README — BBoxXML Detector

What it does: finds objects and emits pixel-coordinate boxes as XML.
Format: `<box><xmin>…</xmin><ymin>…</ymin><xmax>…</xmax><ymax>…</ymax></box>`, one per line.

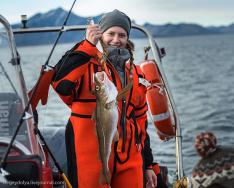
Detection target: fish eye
<box><xmin>95</xmin><ymin>85</ymin><xmax>100</xmax><ymax>91</ymax></box>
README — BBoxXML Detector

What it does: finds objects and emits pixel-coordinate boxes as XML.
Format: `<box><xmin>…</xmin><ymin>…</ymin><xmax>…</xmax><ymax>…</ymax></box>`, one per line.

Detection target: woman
<box><xmin>52</xmin><ymin>9</ymin><xmax>157</xmax><ymax>188</ymax></box>
<box><xmin>191</xmin><ymin>132</ymin><xmax>234</xmax><ymax>188</ymax></box>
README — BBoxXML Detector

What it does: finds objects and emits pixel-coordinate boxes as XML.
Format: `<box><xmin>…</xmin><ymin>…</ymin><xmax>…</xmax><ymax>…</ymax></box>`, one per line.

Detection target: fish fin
<box><xmin>99</xmin><ymin>169</ymin><xmax>111</xmax><ymax>185</ymax></box>
<box><xmin>117</xmin><ymin>137</ymin><xmax>123</xmax><ymax>153</ymax></box>
<box><xmin>113</xmin><ymin>130</ymin><xmax>119</xmax><ymax>142</ymax></box>
<box><xmin>91</xmin><ymin>109</ymin><xmax>96</xmax><ymax>121</ymax></box>
<box><xmin>97</xmin><ymin>151</ymin><xmax>101</xmax><ymax>160</ymax></box>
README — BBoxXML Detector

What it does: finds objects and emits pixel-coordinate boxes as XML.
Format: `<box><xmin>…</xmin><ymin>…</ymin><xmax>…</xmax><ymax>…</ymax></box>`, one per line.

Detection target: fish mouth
<box><xmin>95</xmin><ymin>71</ymin><xmax>106</xmax><ymax>83</ymax></box>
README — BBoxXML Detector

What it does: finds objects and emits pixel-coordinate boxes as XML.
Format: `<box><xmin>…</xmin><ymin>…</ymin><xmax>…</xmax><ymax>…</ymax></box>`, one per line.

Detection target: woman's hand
<box><xmin>86</xmin><ymin>24</ymin><xmax>102</xmax><ymax>46</ymax></box>
<box><xmin>146</xmin><ymin>169</ymin><xmax>157</xmax><ymax>188</ymax></box>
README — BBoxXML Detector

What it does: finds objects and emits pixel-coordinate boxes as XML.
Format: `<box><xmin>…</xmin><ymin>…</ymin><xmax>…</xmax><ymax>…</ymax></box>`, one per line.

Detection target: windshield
<box><xmin>0</xmin><ymin>15</ymin><xmax>39</xmax><ymax>157</ymax></box>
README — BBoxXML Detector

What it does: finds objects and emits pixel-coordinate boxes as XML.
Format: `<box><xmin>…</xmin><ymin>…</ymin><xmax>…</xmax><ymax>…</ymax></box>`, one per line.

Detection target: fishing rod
<box><xmin>45</xmin><ymin>0</ymin><xmax>76</xmax><ymax>67</ymax></box>
<box><xmin>0</xmin><ymin>1</ymin><xmax>77</xmax><ymax>187</ymax></box>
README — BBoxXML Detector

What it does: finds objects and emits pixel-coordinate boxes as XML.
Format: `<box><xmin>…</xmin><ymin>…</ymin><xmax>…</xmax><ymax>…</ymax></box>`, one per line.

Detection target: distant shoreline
<box><xmin>14</xmin><ymin>33</ymin><xmax>234</xmax><ymax>47</ymax></box>
<box><xmin>12</xmin><ymin>7</ymin><xmax>234</xmax><ymax>46</ymax></box>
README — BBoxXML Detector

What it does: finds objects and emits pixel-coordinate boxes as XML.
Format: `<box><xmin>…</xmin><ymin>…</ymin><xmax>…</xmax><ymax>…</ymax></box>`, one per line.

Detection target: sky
<box><xmin>1</xmin><ymin>0</ymin><xmax>234</xmax><ymax>26</ymax></box>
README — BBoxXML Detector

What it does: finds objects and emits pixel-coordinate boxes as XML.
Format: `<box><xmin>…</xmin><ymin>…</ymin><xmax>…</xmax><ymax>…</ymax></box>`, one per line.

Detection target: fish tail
<box><xmin>99</xmin><ymin>169</ymin><xmax>111</xmax><ymax>185</ymax></box>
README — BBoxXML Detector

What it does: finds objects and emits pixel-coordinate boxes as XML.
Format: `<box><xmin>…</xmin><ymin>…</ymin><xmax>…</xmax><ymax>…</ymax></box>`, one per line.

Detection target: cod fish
<box><xmin>92</xmin><ymin>71</ymin><xmax>119</xmax><ymax>185</ymax></box>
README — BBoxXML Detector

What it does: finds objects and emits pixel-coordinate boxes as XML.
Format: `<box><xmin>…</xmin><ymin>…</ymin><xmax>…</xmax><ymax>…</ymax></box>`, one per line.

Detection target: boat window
<box><xmin>0</xmin><ymin>20</ymin><xmax>35</xmax><ymax>156</ymax></box>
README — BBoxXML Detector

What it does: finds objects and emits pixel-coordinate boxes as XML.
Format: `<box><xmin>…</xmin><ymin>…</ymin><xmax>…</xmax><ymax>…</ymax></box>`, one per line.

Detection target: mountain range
<box><xmin>12</xmin><ymin>7</ymin><xmax>234</xmax><ymax>46</ymax></box>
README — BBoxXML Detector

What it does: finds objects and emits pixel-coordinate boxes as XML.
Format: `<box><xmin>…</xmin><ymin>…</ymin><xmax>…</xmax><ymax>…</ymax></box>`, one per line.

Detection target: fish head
<box><xmin>93</xmin><ymin>71</ymin><xmax>118</xmax><ymax>104</ymax></box>
<box><xmin>93</xmin><ymin>71</ymin><xmax>105</xmax><ymax>95</ymax></box>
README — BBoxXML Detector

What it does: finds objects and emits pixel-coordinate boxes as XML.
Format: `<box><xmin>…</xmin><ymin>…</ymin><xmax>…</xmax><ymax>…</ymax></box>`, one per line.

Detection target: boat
<box><xmin>0</xmin><ymin>11</ymin><xmax>187</xmax><ymax>187</ymax></box>
<box><xmin>0</xmin><ymin>14</ymin><xmax>70</xmax><ymax>188</ymax></box>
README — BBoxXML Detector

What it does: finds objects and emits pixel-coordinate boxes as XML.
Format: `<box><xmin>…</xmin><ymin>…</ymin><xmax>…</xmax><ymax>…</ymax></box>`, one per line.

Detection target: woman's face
<box><xmin>102</xmin><ymin>26</ymin><xmax>128</xmax><ymax>48</ymax></box>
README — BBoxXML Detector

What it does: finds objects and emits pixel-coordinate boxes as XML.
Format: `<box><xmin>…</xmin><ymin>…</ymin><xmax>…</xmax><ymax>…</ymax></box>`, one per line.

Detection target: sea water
<box><xmin>18</xmin><ymin>34</ymin><xmax>234</xmax><ymax>179</ymax></box>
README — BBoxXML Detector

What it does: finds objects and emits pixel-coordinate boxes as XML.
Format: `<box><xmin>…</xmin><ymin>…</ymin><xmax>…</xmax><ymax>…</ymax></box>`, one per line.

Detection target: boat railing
<box><xmin>12</xmin><ymin>23</ymin><xmax>185</xmax><ymax>179</ymax></box>
<box><xmin>0</xmin><ymin>138</ymin><xmax>31</xmax><ymax>155</ymax></box>
<box><xmin>0</xmin><ymin>14</ymin><xmax>41</xmax><ymax>156</ymax></box>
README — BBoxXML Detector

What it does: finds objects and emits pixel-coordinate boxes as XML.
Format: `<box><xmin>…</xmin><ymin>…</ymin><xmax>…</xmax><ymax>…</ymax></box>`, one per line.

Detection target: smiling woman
<box><xmin>101</xmin><ymin>26</ymin><xmax>128</xmax><ymax>48</ymax></box>
<box><xmin>50</xmin><ymin>9</ymin><xmax>160</xmax><ymax>188</ymax></box>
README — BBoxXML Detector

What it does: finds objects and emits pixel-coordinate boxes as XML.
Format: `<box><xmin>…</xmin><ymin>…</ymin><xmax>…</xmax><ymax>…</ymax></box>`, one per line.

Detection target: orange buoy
<box><xmin>140</xmin><ymin>60</ymin><xmax>175</xmax><ymax>140</ymax></box>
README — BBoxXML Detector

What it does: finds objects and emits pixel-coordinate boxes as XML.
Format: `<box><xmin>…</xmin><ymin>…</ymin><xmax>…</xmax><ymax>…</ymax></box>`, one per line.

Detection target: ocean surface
<box><xmin>17</xmin><ymin>34</ymin><xmax>234</xmax><ymax>180</ymax></box>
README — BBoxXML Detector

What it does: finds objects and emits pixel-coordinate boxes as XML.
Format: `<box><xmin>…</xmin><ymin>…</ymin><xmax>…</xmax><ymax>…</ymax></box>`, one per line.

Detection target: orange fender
<box><xmin>140</xmin><ymin>60</ymin><xmax>175</xmax><ymax>140</ymax></box>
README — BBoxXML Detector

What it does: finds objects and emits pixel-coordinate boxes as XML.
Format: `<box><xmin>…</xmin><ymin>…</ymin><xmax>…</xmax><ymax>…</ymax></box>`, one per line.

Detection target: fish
<box><xmin>92</xmin><ymin>71</ymin><xmax>119</xmax><ymax>185</ymax></box>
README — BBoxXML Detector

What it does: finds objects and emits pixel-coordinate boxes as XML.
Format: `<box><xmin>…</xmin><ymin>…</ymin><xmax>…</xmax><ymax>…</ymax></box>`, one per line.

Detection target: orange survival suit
<box><xmin>52</xmin><ymin>40</ymin><xmax>154</xmax><ymax>188</ymax></box>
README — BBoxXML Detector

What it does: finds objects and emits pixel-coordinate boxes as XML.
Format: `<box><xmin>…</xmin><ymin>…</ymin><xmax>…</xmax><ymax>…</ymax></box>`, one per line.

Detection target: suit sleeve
<box><xmin>51</xmin><ymin>40</ymin><xmax>98</xmax><ymax>106</ymax></box>
<box><xmin>142</xmin><ymin>122</ymin><xmax>154</xmax><ymax>168</ymax></box>
<box><xmin>134</xmin><ymin>76</ymin><xmax>154</xmax><ymax>168</ymax></box>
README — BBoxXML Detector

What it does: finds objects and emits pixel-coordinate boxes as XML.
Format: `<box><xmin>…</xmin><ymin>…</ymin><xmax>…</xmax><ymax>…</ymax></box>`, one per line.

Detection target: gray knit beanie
<box><xmin>99</xmin><ymin>9</ymin><xmax>131</xmax><ymax>37</ymax></box>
